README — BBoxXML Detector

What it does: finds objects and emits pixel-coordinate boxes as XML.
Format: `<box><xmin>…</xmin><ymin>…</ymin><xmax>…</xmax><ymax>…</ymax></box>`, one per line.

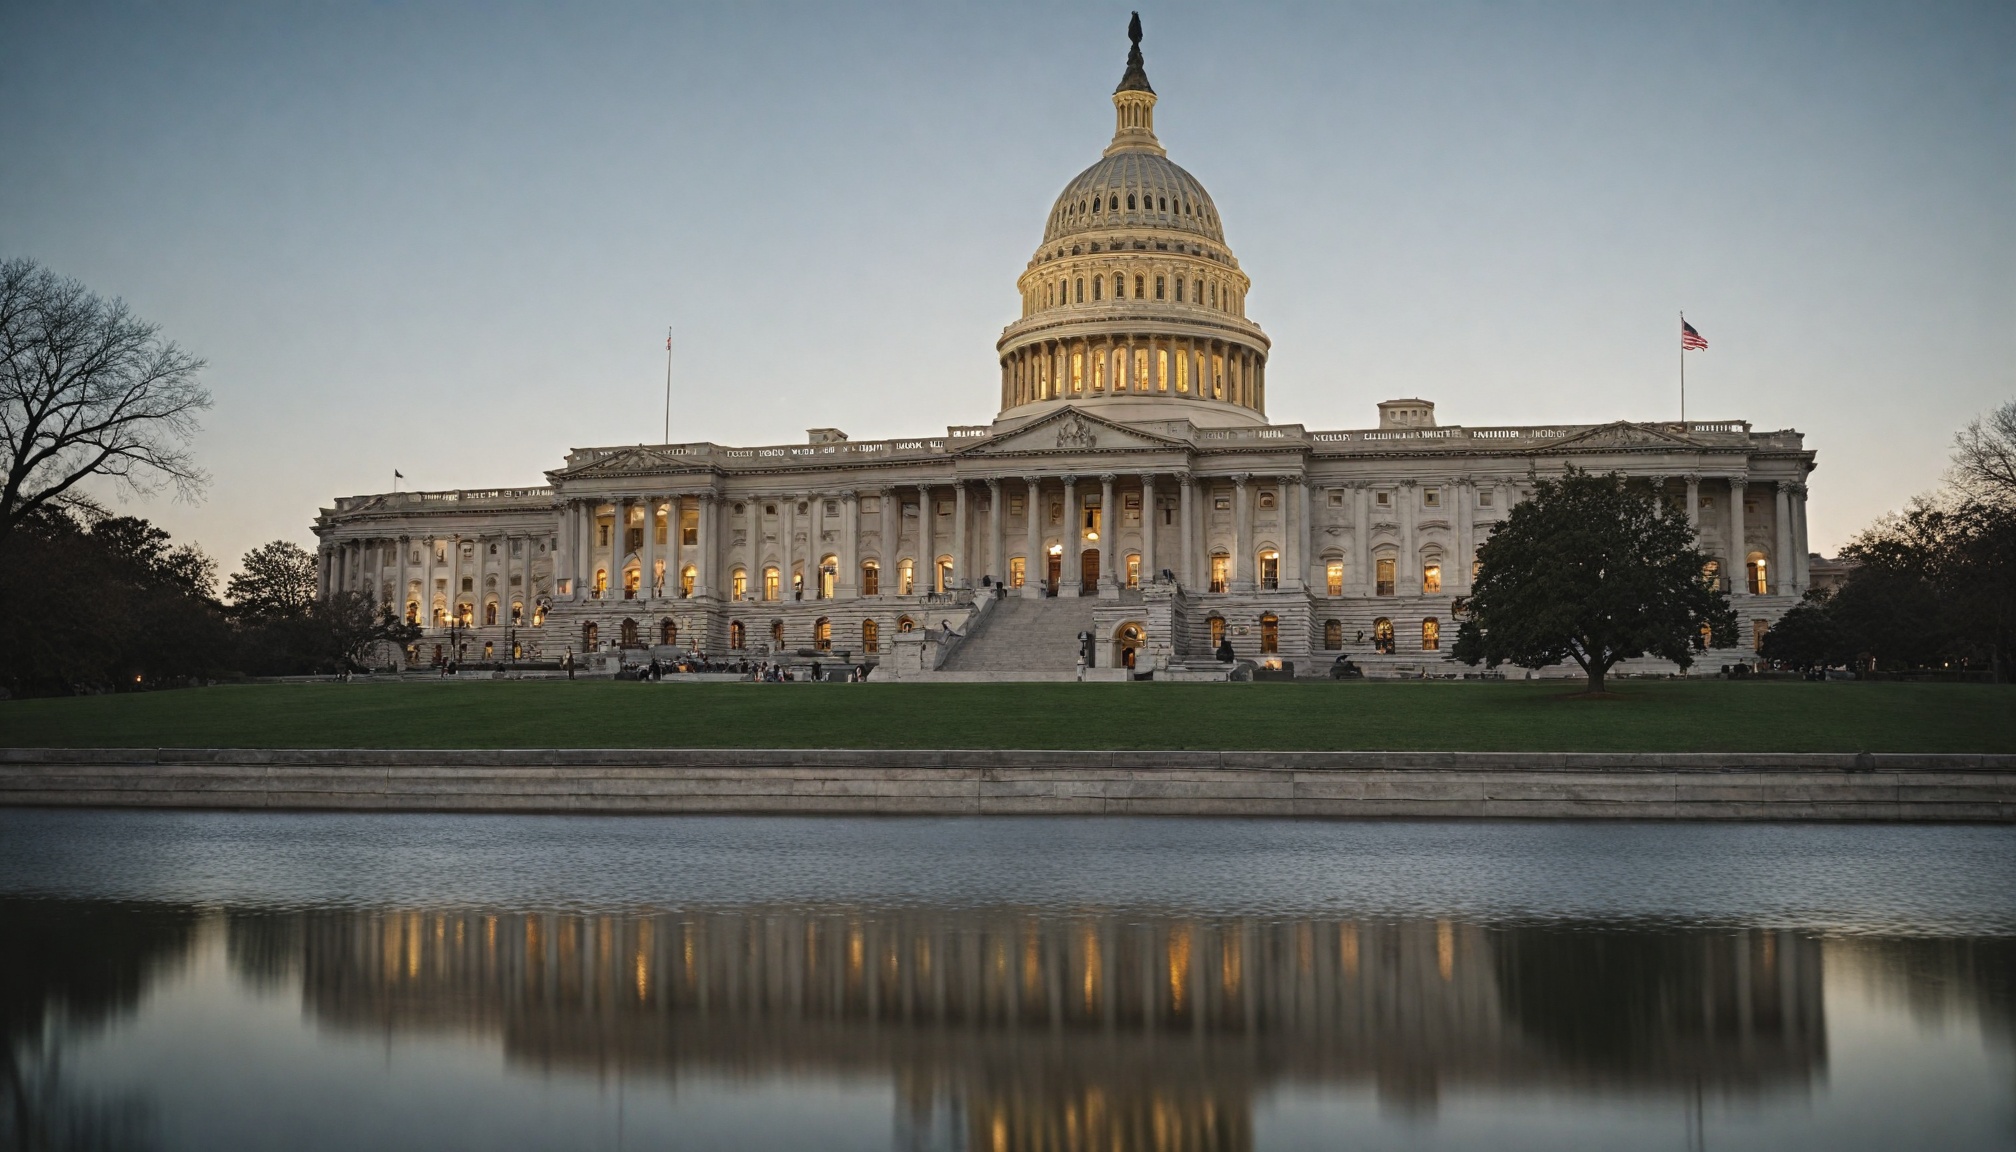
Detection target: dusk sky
<box><xmin>4</xmin><ymin>2</ymin><xmax>2009</xmax><ymax>580</ymax></box>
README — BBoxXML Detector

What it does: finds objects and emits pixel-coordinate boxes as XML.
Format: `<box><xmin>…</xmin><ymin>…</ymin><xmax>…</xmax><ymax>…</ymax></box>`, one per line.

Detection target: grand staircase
<box><xmin>937</xmin><ymin>595</ymin><xmax>1099</xmax><ymax>679</ymax></box>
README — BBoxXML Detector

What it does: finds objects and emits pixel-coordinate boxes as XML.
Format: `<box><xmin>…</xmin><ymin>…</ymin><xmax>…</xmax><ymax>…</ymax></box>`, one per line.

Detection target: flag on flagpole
<box><xmin>1681</xmin><ymin>320</ymin><xmax>1708</xmax><ymax>350</ymax></box>
<box><xmin>394</xmin><ymin>470</ymin><xmax>404</xmax><ymax>478</ymax></box>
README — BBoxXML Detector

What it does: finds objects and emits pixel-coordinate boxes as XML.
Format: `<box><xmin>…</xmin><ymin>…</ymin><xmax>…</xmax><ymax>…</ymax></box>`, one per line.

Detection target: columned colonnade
<box><xmin>1001</xmin><ymin>334</ymin><xmax>1265</xmax><ymax>413</ymax></box>
<box><xmin>318</xmin><ymin>531</ymin><xmax>544</xmax><ymax>627</ymax></box>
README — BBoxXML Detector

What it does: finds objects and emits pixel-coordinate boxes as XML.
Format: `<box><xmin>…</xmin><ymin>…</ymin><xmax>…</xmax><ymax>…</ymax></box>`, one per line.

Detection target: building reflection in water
<box><xmin>216</xmin><ymin>905</ymin><xmax>1846</xmax><ymax>1151</ymax></box>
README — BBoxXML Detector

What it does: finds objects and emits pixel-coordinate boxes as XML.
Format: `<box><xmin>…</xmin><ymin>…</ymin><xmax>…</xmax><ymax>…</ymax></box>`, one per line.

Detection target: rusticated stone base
<box><xmin>2</xmin><ymin>749</ymin><xmax>2012</xmax><ymax>821</ymax></box>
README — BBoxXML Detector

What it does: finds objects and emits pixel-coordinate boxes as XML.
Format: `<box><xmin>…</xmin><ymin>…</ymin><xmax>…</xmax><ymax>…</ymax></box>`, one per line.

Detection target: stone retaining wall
<box><xmin>3</xmin><ymin>749</ymin><xmax>2012</xmax><ymax>820</ymax></box>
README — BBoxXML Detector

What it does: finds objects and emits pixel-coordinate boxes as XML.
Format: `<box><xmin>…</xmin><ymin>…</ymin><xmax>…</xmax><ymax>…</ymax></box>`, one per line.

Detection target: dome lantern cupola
<box><xmin>1107</xmin><ymin>12</ymin><xmax>1164</xmax><ymax>158</ymax></box>
<box><xmin>994</xmin><ymin>15</ymin><xmax>1271</xmax><ymax>430</ymax></box>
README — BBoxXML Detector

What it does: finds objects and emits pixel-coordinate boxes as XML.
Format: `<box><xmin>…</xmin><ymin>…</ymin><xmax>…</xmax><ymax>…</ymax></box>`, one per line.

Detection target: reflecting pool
<box><xmin>1</xmin><ymin>812</ymin><xmax>2011</xmax><ymax>1151</ymax></box>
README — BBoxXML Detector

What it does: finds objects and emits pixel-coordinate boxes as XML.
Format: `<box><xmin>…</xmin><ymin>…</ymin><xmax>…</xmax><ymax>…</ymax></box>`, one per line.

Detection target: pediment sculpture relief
<box><xmin>1055</xmin><ymin>413</ymin><xmax>1099</xmax><ymax>450</ymax></box>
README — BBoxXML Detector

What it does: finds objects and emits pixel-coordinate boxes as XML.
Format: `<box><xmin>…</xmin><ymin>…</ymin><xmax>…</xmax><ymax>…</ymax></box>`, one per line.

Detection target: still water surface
<box><xmin>1</xmin><ymin>811</ymin><xmax>2011</xmax><ymax>1151</ymax></box>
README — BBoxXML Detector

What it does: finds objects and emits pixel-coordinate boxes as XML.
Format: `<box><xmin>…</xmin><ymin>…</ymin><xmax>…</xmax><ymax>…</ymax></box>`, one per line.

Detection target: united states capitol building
<box><xmin>313</xmin><ymin>21</ymin><xmax>1817</xmax><ymax>678</ymax></box>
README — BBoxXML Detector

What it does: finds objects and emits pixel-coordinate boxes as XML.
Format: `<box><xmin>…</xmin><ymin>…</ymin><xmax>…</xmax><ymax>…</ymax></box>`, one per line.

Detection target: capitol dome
<box><xmin>996</xmin><ymin>14</ymin><xmax>1270</xmax><ymax>430</ymax></box>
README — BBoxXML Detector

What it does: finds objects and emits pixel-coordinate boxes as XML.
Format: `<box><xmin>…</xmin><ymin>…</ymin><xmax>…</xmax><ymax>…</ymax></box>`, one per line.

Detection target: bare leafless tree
<box><xmin>1951</xmin><ymin>400</ymin><xmax>2016</xmax><ymax>507</ymax></box>
<box><xmin>0</xmin><ymin>257</ymin><xmax>210</xmax><ymax>548</ymax></box>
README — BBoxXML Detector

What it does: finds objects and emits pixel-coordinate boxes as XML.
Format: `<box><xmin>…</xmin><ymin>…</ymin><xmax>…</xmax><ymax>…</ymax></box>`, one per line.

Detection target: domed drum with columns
<box><xmin>313</xmin><ymin>15</ymin><xmax>1817</xmax><ymax>679</ymax></box>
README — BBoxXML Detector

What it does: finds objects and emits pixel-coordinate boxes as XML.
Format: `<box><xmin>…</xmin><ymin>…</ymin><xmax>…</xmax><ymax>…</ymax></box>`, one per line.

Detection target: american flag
<box><xmin>1681</xmin><ymin>320</ymin><xmax>1708</xmax><ymax>350</ymax></box>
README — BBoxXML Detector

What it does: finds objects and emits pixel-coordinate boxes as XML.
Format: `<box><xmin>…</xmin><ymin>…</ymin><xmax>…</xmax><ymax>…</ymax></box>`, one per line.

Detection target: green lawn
<box><xmin>0</xmin><ymin>680</ymin><xmax>2010</xmax><ymax>752</ymax></box>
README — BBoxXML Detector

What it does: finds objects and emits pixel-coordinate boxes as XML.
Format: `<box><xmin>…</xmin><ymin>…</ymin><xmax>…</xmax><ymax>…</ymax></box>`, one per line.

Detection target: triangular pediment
<box><xmin>1542</xmin><ymin>421</ymin><xmax>1695</xmax><ymax>451</ymax></box>
<box><xmin>957</xmin><ymin>408</ymin><xmax>1188</xmax><ymax>458</ymax></box>
<box><xmin>554</xmin><ymin>446</ymin><xmax>706</xmax><ymax>479</ymax></box>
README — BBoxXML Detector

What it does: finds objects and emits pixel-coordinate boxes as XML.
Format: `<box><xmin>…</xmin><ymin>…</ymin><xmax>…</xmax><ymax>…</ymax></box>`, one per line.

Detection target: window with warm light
<box><xmin>861</xmin><ymin>561</ymin><xmax>880</xmax><ymax>596</ymax></box>
<box><xmin>1423</xmin><ymin>563</ymin><xmax>1442</xmax><ymax>594</ymax></box>
<box><xmin>1209</xmin><ymin>553</ymin><xmax>1229</xmax><ymax>593</ymax></box>
<box><xmin>1326</xmin><ymin>560</ymin><xmax>1344</xmax><ymax>597</ymax></box>
<box><xmin>729</xmin><ymin>620</ymin><xmax>745</xmax><ymax>649</ymax></box>
<box><xmin>731</xmin><ymin>568</ymin><xmax>748</xmax><ymax>600</ymax></box>
<box><xmin>898</xmin><ymin>560</ymin><xmax>915</xmax><ymax>596</ymax></box>
<box><xmin>1126</xmin><ymin>553</ymin><xmax>1140</xmax><ymax>588</ymax></box>
<box><xmin>1208</xmin><ymin>615</ymin><xmax>1226</xmax><ymax>649</ymax></box>
<box><xmin>1422</xmin><ymin>618</ymin><xmax>1440</xmax><ymax>651</ymax></box>
<box><xmin>1258</xmin><ymin>549</ymin><xmax>1279</xmax><ymax>590</ymax></box>
<box><xmin>862</xmin><ymin>619</ymin><xmax>879</xmax><ymax>653</ymax></box>
<box><xmin>1259</xmin><ymin>613</ymin><xmax>1279</xmax><ymax>654</ymax></box>
<box><xmin>762</xmin><ymin>567</ymin><xmax>780</xmax><ymax>601</ymax></box>
<box><xmin>1009</xmin><ymin>556</ymin><xmax>1025</xmax><ymax>588</ymax></box>
<box><xmin>814</xmin><ymin>618</ymin><xmax>831</xmax><ymax>651</ymax></box>
<box><xmin>1375</xmin><ymin>558</ymin><xmax>1395</xmax><ymax>596</ymax></box>
<box><xmin>681</xmin><ymin>565</ymin><xmax>696</xmax><ymax>597</ymax></box>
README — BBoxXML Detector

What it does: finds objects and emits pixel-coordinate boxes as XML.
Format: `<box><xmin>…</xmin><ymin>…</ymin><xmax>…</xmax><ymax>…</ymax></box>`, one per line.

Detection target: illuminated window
<box><xmin>1125</xmin><ymin>553</ymin><xmax>1141</xmax><ymax>588</ymax></box>
<box><xmin>1422</xmin><ymin>618</ymin><xmax>1440</xmax><ymax>651</ymax></box>
<box><xmin>681</xmin><ymin>505</ymin><xmax>698</xmax><ymax>546</ymax></box>
<box><xmin>1258</xmin><ymin>549</ymin><xmax>1280</xmax><ymax>590</ymax></box>
<box><xmin>729</xmin><ymin>620</ymin><xmax>745</xmax><ymax>649</ymax></box>
<box><xmin>1372</xmin><ymin>617</ymin><xmax>1394</xmax><ymax>654</ymax></box>
<box><xmin>1208</xmin><ymin>615</ymin><xmax>1226</xmax><ymax>649</ymax></box>
<box><xmin>861</xmin><ymin>561</ymin><xmax>880</xmax><ymax>595</ymax></box>
<box><xmin>763</xmin><ymin>566</ymin><xmax>780</xmax><ymax>601</ymax></box>
<box><xmin>1326</xmin><ymin>560</ymin><xmax>1344</xmax><ymax>597</ymax></box>
<box><xmin>898</xmin><ymin>616</ymin><xmax>915</xmax><ymax>633</ymax></box>
<box><xmin>814</xmin><ymin>618</ymin><xmax>831</xmax><ymax>651</ymax></box>
<box><xmin>1259</xmin><ymin>614</ymin><xmax>1279</xmax><ymax>654</ymax></box>
<box><xmin>1423</xmin><ymin>563</ymin><xmax>1442</xmax><ymax>594</ymax></box>
<box><xmin>1210</xmin><ymin>553</ymin><xmax>1230</xmax><ymax>593</ymax></box>
<box><xmin>660</xmin><ymin>619</ymin><xmax>676</xmax><ymax>646</ymax></box>
<box><xmin>898</xmin><ymin>559</ymin><xmax>915</xmax><ymax>595</ymax></box>
<box><xmin>1375</xmin><ymin>558</ymin><xmax>1395</xmax><ymax>597</ymax></box>
<box><xmin>1009</xmin><ymin>556</ymin><xmax>1026</xmax><ymax>588</ymax></box>
<box><xmin>862</xmin><ymin>619</ymin><xmax>879</xmax><ymax>653</ymax></box>
<box><xmin>511</xmin><ymin>601</ymin><xmax>523</xmax><ymax>625</ymax></box>
<box><xmin>732</xmin><ymin>567</ymin><xmax>748</xmax><ymax>600</ymax></box>
<box><xmin>936</xmin><ymin>557</ymin><xmax>953</xmax><ymax>593</ymax></box>
<box><xmin>484</xmin><ymin>602</ymin><xmax>497</xmax><ymax>625</ymax></box>
<box><xmin>819</xmin><ymin>556</ymin><xmax>838</xmax><ymax>599</ymax></box>
<box><xmin>681</xmin><ymin>565</ymin><xmax>696</xmax><ymax>597</ymax></box>
<box><xmin>770</xmin><ymin>620</ymin><xmax>784</xmax><ymax>647</ymax></box>
<box><xmin>1747</xmin><ymin>552</ymin><xmax>1769</xmax><ymax>595</ymax></box>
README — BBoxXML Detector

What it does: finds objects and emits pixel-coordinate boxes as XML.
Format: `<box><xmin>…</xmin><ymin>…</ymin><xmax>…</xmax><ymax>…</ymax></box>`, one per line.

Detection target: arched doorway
<box><xmin>581</xmin><ymin>622</ymin><xmax>598</xmax><ymax>649</ymax></box>
<box><xmin>1115</xmin><ymin>622</ymin><xmax>1145</xmax><ymax>670</ymax></box>
<box><xmin>814</xmin><ymin>617</ymin><xmax>832</xmax><ymax>651</ymax></box>
<box><xmin>1046</xmin><ymin>547</ymin><xmax>1062</xmax><ymax>595</ymax></box>
<box><xmin>1080</xmin><ymin>548</ymin><xmax>1100</xmax><ymax>594</ymax></box>
<box><xmin>1372</xmin><ymin>617</ymin><xmax>1394</xmax><ymax>655</ymax></box>
<box><xmin>660</xmin><ymin>619</ymin><xmax>676</xmax><ymax>646</ymax></box>
<box><xmin>1259</xmin><ymin>613</ymin><xmax>1279</xmax><ymax>654</ymax></box>
<box><xmin>619</xmin><ymin>618</ymin><xmax>639</xmax><ymax>648</ymax></box>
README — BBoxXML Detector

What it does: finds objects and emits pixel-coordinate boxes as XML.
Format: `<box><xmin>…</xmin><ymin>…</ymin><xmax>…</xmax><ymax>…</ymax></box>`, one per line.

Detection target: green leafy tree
<box><xmin>226</xmin><ymin>539</ymin><xmax>318</xmax><ymax>620</ymax></box>
<box><xmin>1453</xmin><ymin>468</ymin><xmax>1735</xmax><ymax>692</ymax></box>
<box><xmin>1759</xmin><ymin>591</ymin><xmax>1849</xmax><ymax>670</ymax></box>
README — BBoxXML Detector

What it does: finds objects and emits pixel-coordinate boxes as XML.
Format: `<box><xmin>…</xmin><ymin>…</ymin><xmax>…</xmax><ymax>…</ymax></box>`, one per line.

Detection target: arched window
<box><xmin>862</xmin><ymin>619</ymin><xmax>880</xmax><ymax>654</ymax></box>
<box><xmin>406</xmin><ymin>601</ymin><xmax>419</xmax><ymax>625</ymax></box>
<box><xmin>770</xmin><ymin>619</ymin><xmax>785</xmax><ymax>648</ymax></box>
<box><xmin>1422</xmin><ymin>562</ymin><xmax>1442</xmax><ymax>594</ymax></box>
<box><xmin>897</xmin><ymin>559</ymin><xmax>915</xmax><ymax>596</ymax></box>
<box><xmin>1324</xmin><ymin>619</ymin><xmax>1343</xmax><ymax>650</ymax></box>
<box><xmin>484</xmin><ymin>602</ymin><xmax>498</xmax><ymax>626</ymax></box>
<box><xmin>729</xmin><ymin>620</ymin><xmax>745</xmax><ymax>649</ymax></box>
<box><xmin>1259</xmin><ymin>613</ymin><xmax>1279</xmax><ymax>654</ymax></box>
<box><xmin>1375</xmin><ymin>557</ymin><xmax>1396</xmax><ymax>597</ymax></box>
<box><xmin>1134</xmin><ymin>274</ymin><xmax>1145</xmax><ymax>299</ymax></box>
<box><xmin>763</xmin><ymin>566</ymin><xmax>780</xmax><ymax>601</ymax></box>
<box><xmin>483</xmin><ymin>641</ymin><xmax>493</xmax><ymax>659</ymax></box>
<box><xmin>861</xmin><ymin>560</ymin><xmax>880</xmax><ymax>595</ymax></box>
<box><xmin>1208</xmin><ymin>615</ymin><xmax>1227</xmax><ymax>649</ymax></box>
<box><xmin>531</xmin><ymin>602</ymin><xmax>546</xmax><ymax>627</ymax></box>
<box><xmin>898</xmin><ymin>615</ymin><xmax>916</xmax><ymax>633</ymax></box>
<box><xmin>1325</xmin><ymin>559</ymin><xmax>1344</xmax><ymax>597</ymax></box>
<box><xmin>1209</xmin><ymin>552</ymin><xmax>1230</xmax><ymax>593</ymax></box>
<box><xmin>1074</xmin><ymin>278</ymin><xmax>1084</xmax><ymax>303</ymax></box>
<box><xmin>819</xmin><ymin>556</ymin><xmax>838</xmax><ymax>599</ymax></box>
<box><xmin>511</xmin><ymin>601</ymin><xmax>523</xmax><ymax>625</ymax></box>
<box><xmin>582</xmin><ymin>622</ymin><xmax>599</xmax><ymax>648</ymax></box>
<box><xmin>1116</xmin><ymin>622</ymin><xmax>1145</xmax><ymax>669</ymax></box>
<box><xmin>731</xmin><ymin>567</ymin><xmax>748</xmax><ymax>600</ymax></box>
<box><xmin>814</xmin><ymin>617</ymin><xmax>832</xmax><ymax>651</ymax></box>
<box><xmin>1746</xmin><ymin>551</ymin><xmax>1769</xmax><ymax>595</ymax></box>
<box><xmin>1009</xmin><ymin>556</ymin><xmax>1026</xmax><ymax>588</ymax></box>
<box><xmin>1155</xmin><ymin>275</ymin><xmax>1165</xmax><ymax>300</ymax></box>
<box><xmin>936</xmin><ymin>556</ymin><xmax>953</xmax><ymax>593</ymax></box>
<box><xmin>1125</xmin><ymin>552</ymin><xmax>1141</xmax><ymax>589</ymax></box>
<box><xmin>660</xmin><ymin>619</ymin><xmax>676</xmax><ymax>646</ymax></box>
<box><xmin>1127</xmin><ymin>193</ymin><xmax>1136</xmax><ymax>210</ymax></box>
<box><xmin>594</xmin><ymin>568</ymin><xmax>608</xmax><ymax>597</ymax></box>
<box><xmin>619</xmin><ymin>618</ymin><xmax>639</xmax><ymax>647</ymax></box>
<box><xmin>681</xmin><ymin>565</ymin><xmax>697</xmax><ymax>597</ymax></box>
<box><xmin>1113</xmin><ymin>273</ymin><xmax>1124</xmax><ymax>299</ymax></box>
<box><xmin>1258</xmin><ymin>548</ymin><xmax>1280</xmax><ymax>590</ymax></box>
<box><xmin>1158</xmin><ymin>196</ymin><xmax>1167</xmax><ymax>211</ymax></box>
<box><xmin>1093</xmin><ymin>277</ymin><xmax>1102</xmax><ymax>301</ymax></box>
<box><xmin>1422</xmin><ymin>618</ymin><xmax>1440</xmax><ymax>651</ymax></box>
<box><xmin>1701</xmin><ymin>560</ymin><xmax>1722</xmax><ymax>590</ymax></box>
<box><xmin>1372</xmin><ymin>617</ymin><xmax>1394</xmax><ymax>654</ymax></box>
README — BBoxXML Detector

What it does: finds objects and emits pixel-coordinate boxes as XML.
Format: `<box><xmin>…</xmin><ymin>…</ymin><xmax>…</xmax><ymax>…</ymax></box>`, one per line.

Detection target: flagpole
<box><xmin>663</xmin><ymin>327</ymin><xmax>673</xmax><ymax>445</ymax></box>
<box><xmin>1679</xmin><ymin>311</ymin><xmax>1686</xmax><ymax>426</ymax></box>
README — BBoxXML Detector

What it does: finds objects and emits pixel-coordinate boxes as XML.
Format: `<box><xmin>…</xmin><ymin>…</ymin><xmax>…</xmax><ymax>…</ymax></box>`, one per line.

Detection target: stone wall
<box><xmin>2</xmin><ymin>749</ymin><xmax>2011</xmax><ymax>821</ymax></box>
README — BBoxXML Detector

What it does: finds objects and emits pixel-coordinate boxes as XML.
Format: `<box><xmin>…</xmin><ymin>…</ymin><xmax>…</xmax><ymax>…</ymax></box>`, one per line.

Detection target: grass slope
<box><xmin>1</xmin><ymin>680</ymin><xmax>2009</xmax><ymax>752</ymax></box>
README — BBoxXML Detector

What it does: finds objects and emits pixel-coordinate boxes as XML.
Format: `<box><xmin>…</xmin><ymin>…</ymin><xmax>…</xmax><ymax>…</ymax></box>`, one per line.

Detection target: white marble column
<box><xmin>1793</xmin><ymin>484</ymin><xmax>1811</xmax><ymax>592</ymax></box>
<box><xmin>1773</xmin><ymin>482</ymin><xmax>1793</xmax><ymax>595</ymax></box>
<box><xmin>1098</xmin><ymin>473</ymin><xmax>1118</xmax><ymax>595</ymax></box>
<box><xmin>1296</xmin><ymin>477</ymin><xmax>1312</xmax><ymax>592</ymax></box>
<box><xmin>1023</xmin><ymin>475</ymin><xmax>1042</xmax><ymax>599</ymax></box>
<box><xmin>839</xmin><ymin>491</ymin><xmax>859</xmax><ymax>599</ymax></box>
<box><xmin>781</xmin><ymin>494</ymin><xmax>798</xmax><ymax>599</ymax></box>
<box><xmin>810</xmin><ymin>492</ymin><xmax>827</xmax><ymax>598</ymax></box>
<box><xmin>640</xmin><ymin>497</ymin><xmax>658</xmax><ymax>599</ymax></box>
<box><xmin>1685</xmin><ymin>475</ymin><xmax>1701</xmax><ymax>529</ymax></box>
<box><xmin>879</xmin><ymin>487</ymin><xmax>898</xmax><ymax>590</ymax></box>
<box><xmin>916</xmin><ymin>484</ymin><xmax>933</xmax><ymax>593</ymax></box>
<box><xmin>1728</xmin><ymin>476</ymin><xmax>1748</xmax><ymax>595</ymax></box>
<box><xmin>1231</xmin><ymin>474</ymin><xmax>1251</xmax><ymax>591</ymax></box>
<box><xmin>1455</xmin><ymin>479</ymin><xmax>1474</xmax><ymax>593</ymax></box>
<box><xmin>694</xmin><ymin>493</ymin><xmax>713</xmax><ymax>599</ymax></box>
<box><xmin>953</xmin><ymin>483</ymin><xmax>969</xmax><ymax>588</ymax></box>
<box><xmin>395</xmin><ymin>536</ymin><xmax>409</xmax><ymax>621</ymax></box>
<box><xmin>1395</xmin><ymin>482</ymin><xmax>1418</xmax><ymax>596</ymax></box>
<box><xmin>1351</xmin><ymin>485</ymin><xmax>1370</xmax><ymax>595</ymax></box>
<box><xmin>1178</xmin><ymin>474</ymin><xmax>1195</xmax><ymax>589</ymax></box>
<box><xmin>986</xmin><ymin>479</ymin><xmax>1004</xmax><ymax>586</ymax></box>
<box><xmin>449</xmin><ymin>534</ymin><xmax>464</xmax><ymax>618</ymax></box>
<box><xmin>1061</xmin><ymin>475</ymin><xmax>1080</xmax><ymax>597</ymax></box>
<box><xmin>1140</xmin><ymin>473</ymin><xmax>1157</xmax><ymax>583</ymax></box>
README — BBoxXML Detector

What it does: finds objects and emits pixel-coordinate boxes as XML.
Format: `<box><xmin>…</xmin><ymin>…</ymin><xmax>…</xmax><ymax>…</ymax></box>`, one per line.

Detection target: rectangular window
<box><xmin>680</xmin><ymin>506</ymin><xmax>698</xmax><ymax>546</ymax></box>
<box><xmin>861</xmin><ymin>565</ymin><xmax>879</xmax><ymax>595</ymax></box>
<box><xmin>1326</xmin><ymin>560</ymin><xmax>1344</xmax><ymax>597</ymax></box>
<box><xmin>1126</xmin><ymin>553</ymin><xmax>1140</xmax><ymax>588</ymax></box>
<box><xmin>1478</xmin><ymin>489</ymin><xmax>1494</xmax><ymax>508</ymax></box>
<box><xmin>1214</xmin><ymin>496</ymin><xmax>1231</xmax><ymax>512</ymax></box>
<box><xmin>1134</xmin><ymin>274</ymin><xmax>1145</xmax><ymax>298</ymax></box>
<box><xmin>898</xmin><ymin>562</ymin><xmax>915</xmax><ymax>596</ymax></box>
<box><xmin>1156</xmin><ymin>348</ymin><xmax>1168</xmax><ymax>392</ymax></box>
<box><xmin>1423</xmin><ymin>488</ymin><xmax>1441</xmax><ymax>508</ymax></box>
<box><xmin>1328</xmin><ymin>490</ymin><xmax>1345</xmax><ymax>507</ymax></box>
<box><xmin>1071</xmin><ymin>353</ymin><xmax>1083</xmax><ymax>392</ymax></box>
<box><xmin>1134</xmin><ymin>348</ymin><xmax>1149</xmax><ymax>393</ymax></box>
<box><xmin>626</xmin><ymin>527</ymin><xmax>643</xmax><ymax>554</ymax></box>
<box><xmin>1375</xmin><ymin>491</ymin><xmax>1390</xmax><ymax>507</ymax></box>
<box><xmin>1155</xmin><ymin>276</ymin><xmax>1165</xmax><ymax>300</ymax></box>
<box><xmin>1074</xmin><ymin>279</ymin><xmax>1083</xmax><ymax>303</ymax></box>
<box><xmin>763</xmin><ymin>569</ymin><xmax>780</xmax><ymax>601</ymax></box>
<box><xmin>1376</xmin><ymin>558</ymin><xmax>1396</xmax><ymax>596</ymax></box>
<box><xmin>732</xmin><ymin>570</ymin><xmax>748</xmax><ymax>599</ymax></box>
<box><xmin>1009</xmin><ymin>495</ymin><xmax>1025</xmax><ymax>516</ymax></box>
<box><xmin>1175</xmin><ymin>278</ymin><xmax>1184</xmax><ymax>302</ymax></box>
<box><xmin>1175</xmin><ymin>351</ymin><xmax>1188</xmax><ymax>393</ymax></box>
<box><xmin>1423</xmin><ymin>563</ymin><xmax>1442</xmax><ymax>593</ymax></box>
<box><xmin>1009</xmin><ymin>556</ymin><xmax>1025</xmax><ymax>588</ymax></box>
<box><xmin>1210</xmin><ymin>555</ymin><xmax>1229</xmax><ymax>594</ymax></box>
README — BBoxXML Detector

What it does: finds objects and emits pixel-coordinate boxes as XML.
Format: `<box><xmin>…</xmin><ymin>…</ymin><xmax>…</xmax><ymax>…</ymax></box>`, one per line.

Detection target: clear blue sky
<box><xmin>3</xmin><ymin>2</ymin><xmax>2010</xmax><ymax>577</ymax></box>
